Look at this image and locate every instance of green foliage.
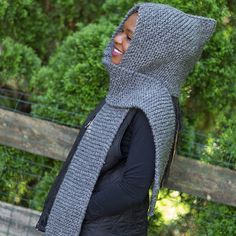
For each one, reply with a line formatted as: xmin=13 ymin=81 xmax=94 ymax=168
xmin=0 ymin=0 xmax=51 ymax=60
xmin=0 ymin=0 xmax=104 ymax=62
xmin=29 ymin=21 xmax=114 ymax=126
xmin=100 ymin=0 xmax=138 ymax=23
xmin=195 ymin=201 xmax=236 ymax=236
xmin=201 ymin=112 xmax=236 ymax=169
xmin=0 ymin=37 xmax=41 ymax=92
xmin=30 ymin=161 xmax=62 ymax=210
xmin=0 ymin=144 xmax=60 ymax=209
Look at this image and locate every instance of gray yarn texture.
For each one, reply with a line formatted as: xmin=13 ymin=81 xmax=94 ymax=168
xmin=45 ymin=2 xmax=217 ymax=235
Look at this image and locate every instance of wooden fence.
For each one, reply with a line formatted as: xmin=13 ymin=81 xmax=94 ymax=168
xmin=1 ymin=108 xmax=236 ymax=207
xmin=0 ymin=107 xmax=236 ymax=234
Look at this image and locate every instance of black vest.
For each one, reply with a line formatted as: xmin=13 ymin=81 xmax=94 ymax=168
xmin=35 ymin=97 xmax=181 ymax=235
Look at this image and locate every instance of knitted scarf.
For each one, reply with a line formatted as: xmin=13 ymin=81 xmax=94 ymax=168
xmin=45 ymin=3 xmax=217 ymax=235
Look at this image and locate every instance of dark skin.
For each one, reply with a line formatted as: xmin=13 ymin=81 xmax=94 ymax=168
xmin=111 ymin=12 xmax=138 ymax=64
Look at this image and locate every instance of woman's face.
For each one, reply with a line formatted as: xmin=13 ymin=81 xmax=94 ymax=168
xmin=111 ymin=12 xmax=138 ymax=64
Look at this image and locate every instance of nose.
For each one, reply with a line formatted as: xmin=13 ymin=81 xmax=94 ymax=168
xmin=114 ymin=33 xmax=123 ymax=44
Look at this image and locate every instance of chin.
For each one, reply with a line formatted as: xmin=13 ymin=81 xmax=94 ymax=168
xmin=111 ymin=57 xmax=121 ymax=64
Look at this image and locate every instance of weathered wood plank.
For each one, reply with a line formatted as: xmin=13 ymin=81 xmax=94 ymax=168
xmin=0 ymin=108 xmax=79 ymax=161
xmin=0 ymin=108 xmax=236 ymax=208
xmin=163 ymin=155 xmax=236 ymax=207
xmin=0 ymin=201 xmax=43 ymax=235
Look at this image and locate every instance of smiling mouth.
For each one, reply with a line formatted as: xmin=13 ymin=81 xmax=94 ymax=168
xmin=115 ymin=48 xmax=123 ymax=54
xmin=112 ymin=46 xmax=123 ymax=56
xmin=115 ymin=46 xmax=123 ymax=53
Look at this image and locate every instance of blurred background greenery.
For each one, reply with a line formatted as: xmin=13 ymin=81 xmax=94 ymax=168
xmin=0 ymin=0 xmax=235 ymax=235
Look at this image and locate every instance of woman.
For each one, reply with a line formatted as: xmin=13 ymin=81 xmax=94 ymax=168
xmin=35 ymin=2 xmax=217 ymax=235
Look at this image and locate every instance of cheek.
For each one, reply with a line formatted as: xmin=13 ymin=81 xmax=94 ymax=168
xmin=123 ymin=41 xmax=131 ymax=53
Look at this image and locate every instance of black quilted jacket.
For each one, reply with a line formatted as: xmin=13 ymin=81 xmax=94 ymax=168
xmin=35 ymin=97 xmax=181 ymax=235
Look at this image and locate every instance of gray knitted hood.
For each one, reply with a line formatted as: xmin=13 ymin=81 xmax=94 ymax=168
xmin=44 ymin=3 xmax=217 ymax=235
xmin=103 ymin=2 xmax=217 ymax=98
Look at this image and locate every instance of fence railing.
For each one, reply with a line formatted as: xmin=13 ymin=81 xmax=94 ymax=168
xmin=0 ymin=201 xmax=42 ymax=236
xmin=1 ymin=107 xmax=236 ymax=208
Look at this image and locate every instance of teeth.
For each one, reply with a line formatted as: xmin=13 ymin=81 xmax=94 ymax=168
xmin=114 ymin=48 xmax=123 ymax=54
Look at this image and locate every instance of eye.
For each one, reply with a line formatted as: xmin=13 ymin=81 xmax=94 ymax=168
xmin=121 ymin=29 xmax=132 ymax=41
xmin=127 ymin=35 xmax=132 ymax=41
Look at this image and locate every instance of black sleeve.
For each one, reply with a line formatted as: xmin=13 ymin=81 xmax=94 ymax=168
xmin=84 ymin=109 xmax=155 ymax=220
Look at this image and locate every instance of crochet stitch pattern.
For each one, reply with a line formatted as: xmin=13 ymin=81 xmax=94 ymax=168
xmin=45 ymin=3 xmax=217 ymax=235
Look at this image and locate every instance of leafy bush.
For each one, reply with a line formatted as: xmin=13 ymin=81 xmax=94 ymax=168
xmin=0 ymin=0 xmax=104 ymax=62
xmin=0 ymin=37 xmax=41 ymax=93
xmin=29 ymin=21 xmax=114 ymax=126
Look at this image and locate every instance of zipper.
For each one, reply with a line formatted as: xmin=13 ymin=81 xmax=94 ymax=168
xmin=84 ymin=100 xmax=106 ymax=129
xmin=85 ymin=120 xmax=93 ymax=129
xmin=84 ymin=113 xmax=97 ymax=129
